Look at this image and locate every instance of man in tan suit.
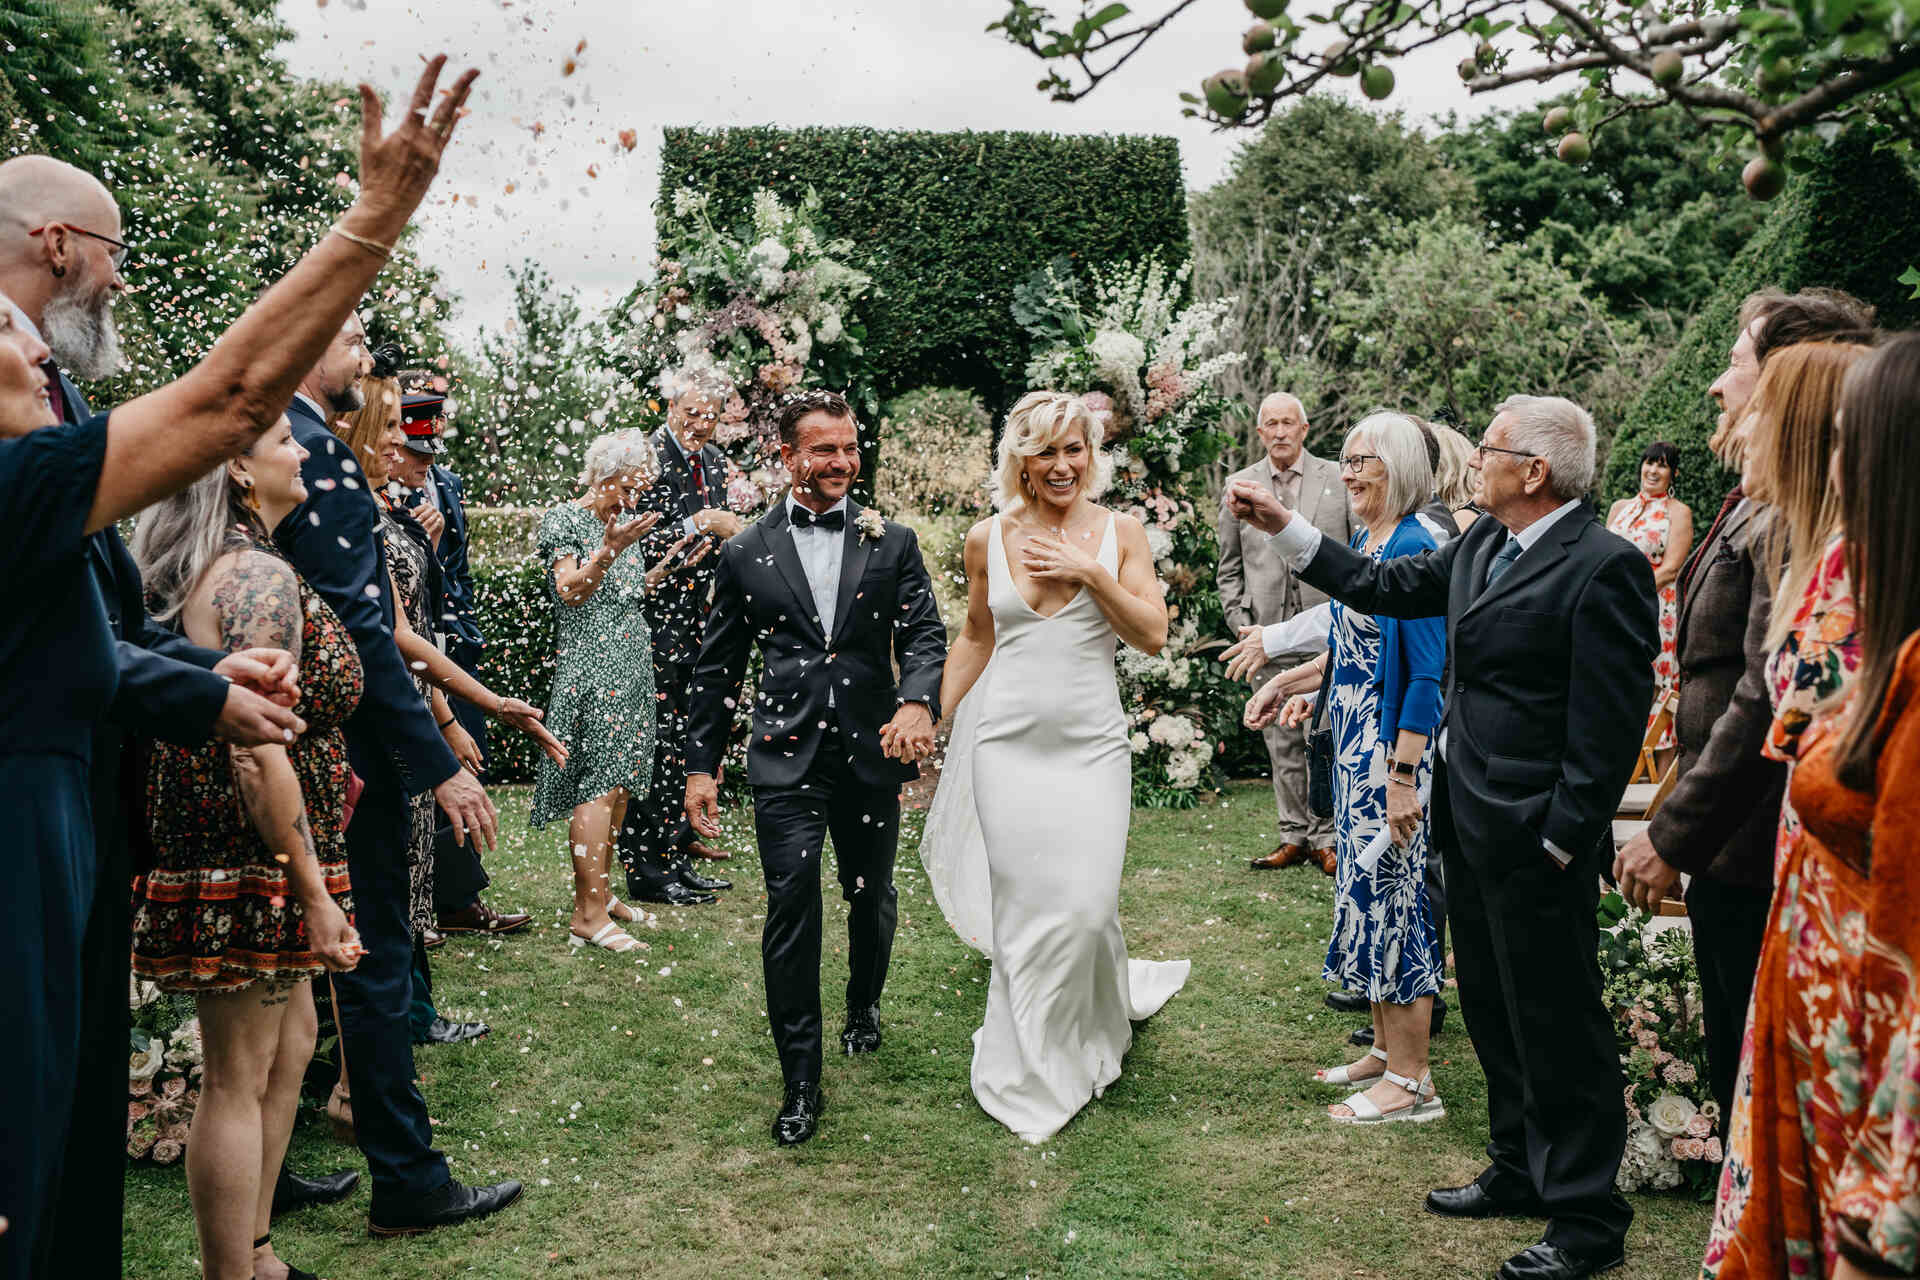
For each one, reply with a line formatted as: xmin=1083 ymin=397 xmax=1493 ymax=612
xmin=1217 ymin=392 xmax=1353 ymax=872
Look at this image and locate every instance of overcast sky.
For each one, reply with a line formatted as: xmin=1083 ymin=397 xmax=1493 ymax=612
xmin=278 ymin=0 xmax=1548 ymax=344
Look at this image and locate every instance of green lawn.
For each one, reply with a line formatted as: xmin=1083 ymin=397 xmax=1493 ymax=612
xmin=123 ymin=782 xmax=1712 ymax=1278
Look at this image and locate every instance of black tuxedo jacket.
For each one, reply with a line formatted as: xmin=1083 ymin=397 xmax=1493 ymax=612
xmin=421 ymin=464 xmax=483 ymax=662
xmin=1298 ymin=503 xmax=1658 ymax=874
xmin=685 ymin=499 xmax=947 ymax=789
xmin=275 ymin=397 xmax=460 ymax=795
xmin=44 ymin=367 xmax=228 ymax=745
xmin=639 ymin=426 xmax=728 ymax=666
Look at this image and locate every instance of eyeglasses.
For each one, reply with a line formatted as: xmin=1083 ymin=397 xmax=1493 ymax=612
xmin=29 ymin=223 xmax=131 ymax=271
xmin=1473 ymin=441 xmax=1538 ymax=463
xmin=1339 ymin=453 xmax=1382 ymax=474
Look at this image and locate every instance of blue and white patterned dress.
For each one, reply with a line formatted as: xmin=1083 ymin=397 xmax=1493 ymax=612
xmin=1322 ymin=537 xmax=1443 ymax=1005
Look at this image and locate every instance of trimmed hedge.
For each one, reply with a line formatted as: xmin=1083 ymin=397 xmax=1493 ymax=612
xmin=656 ymin=127 xmax=1189 ymax=415
xmin=468 ymin=562 xmax=556 ymax=785
xmin=1606 ymin=129 xmax=1920 ymax=517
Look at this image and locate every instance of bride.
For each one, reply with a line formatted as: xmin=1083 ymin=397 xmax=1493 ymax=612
xmin=923 ymin=390 xmax=1190 ymax=1144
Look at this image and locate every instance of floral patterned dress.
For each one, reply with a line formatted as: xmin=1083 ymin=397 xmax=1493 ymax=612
xmin=132 ymin=536 xmax=363 ymax=992
xmin=1701 ymin=537 xmax=1868 ymax=1280
xmin=1608 ymin=492 xmax=1680 ymax=749
xmin=529 ymin=501 xmax=658 ymax=827
xmin=1322 ymin=530 xmax=1442 ymax=1005
xmin=379 ymin=497 xmax=440 ymax=936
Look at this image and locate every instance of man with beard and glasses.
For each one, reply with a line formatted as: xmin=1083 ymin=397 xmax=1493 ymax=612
xmin=0 ymin=153 xmax=328 ymax=1275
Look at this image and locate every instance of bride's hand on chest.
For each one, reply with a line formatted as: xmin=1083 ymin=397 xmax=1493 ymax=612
xmin=1018 ymin=526 xmax=1100 ymax=585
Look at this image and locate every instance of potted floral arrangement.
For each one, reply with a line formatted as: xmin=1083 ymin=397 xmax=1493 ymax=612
xmin=1598 ymin=892 xmax=1722 ymax=1197
xmin=614 ymin=186 xmax=879 ymax=509
xmin=128 ymin=975 xmax=202 ymax=1166
xmin=1014 ymin=256 xmax=1245 ymax=806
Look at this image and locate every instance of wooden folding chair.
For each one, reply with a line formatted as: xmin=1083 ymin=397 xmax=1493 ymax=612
xmin=1613 ymin=688 xmax=1688 ymax=916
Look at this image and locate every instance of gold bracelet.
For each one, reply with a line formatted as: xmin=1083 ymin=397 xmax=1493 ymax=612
xmin=330 ymin=222 xmax=393 ymax=261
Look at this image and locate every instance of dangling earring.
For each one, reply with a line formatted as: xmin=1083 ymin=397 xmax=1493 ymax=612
xmin=239 ymin=476 xmax=259 ymax=512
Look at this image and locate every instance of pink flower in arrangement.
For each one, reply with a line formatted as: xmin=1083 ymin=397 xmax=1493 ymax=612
xmin=150 ymin=1137 xmax=184 ymax=1165
xmin=1081 ymin=391 xmax=1116 ymax=434
xmin=1662 ymin=1060 xmax=1698 ymax=1086
xmin=725 ymin=466 xmax=763 ymax=513
xmin=1705 ymin=1137 xmax=1723 ymax=1161
xmin=1685 ymin=1112 xmax=1713 ymax=1139
xmin=1144 ymin=361 xmax=1192 ymax=421
xmin=1672 ymin=1138 xmax=1702 ymax=1161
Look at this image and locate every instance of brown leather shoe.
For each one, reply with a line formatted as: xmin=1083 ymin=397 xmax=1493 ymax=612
xmin=1313 ymin=846 xmax=1338 ymax=875
xmin=685 ymin=839 xmax=733 ymax=861
xmin=437 ymin=900 xmax=534 ymax=936
xmin=1250 ymin=842 xmax=1311 ymax=870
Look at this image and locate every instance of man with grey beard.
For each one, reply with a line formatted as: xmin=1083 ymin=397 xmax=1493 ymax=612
xmin=0 ymin=154 xmax=329 ymax=1275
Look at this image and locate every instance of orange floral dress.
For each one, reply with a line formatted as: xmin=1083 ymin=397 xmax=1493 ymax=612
xmin=1701 ymin=539 xmax=1878 ymax=1280
xmin=1609 ymin=492 xmax=1681 ymax=748
xmin=132 ymin=538 xmax=362 ymax=992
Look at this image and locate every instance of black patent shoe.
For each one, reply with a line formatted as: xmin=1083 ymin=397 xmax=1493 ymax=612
xmin=773 ymin=1081 xmax=825 ymax=1147
xmin=634 ymin=882 xmax=717 ymax=906
xmin=271 ymin=1166 xmax=360 ymax=1219
xmin=367 ymin=1177 xmax=523 ymax=1237
xmin=841 ymin=1005 xmax=882 ymax=1055
xmin=1423 ymin=1181 xmax=1547 ymax=1220
xmin=1324 ymin=990 xmax=1369 ymax=1013
xmin=1497 ymin=1242 xmax=1625 ymax=1280
xmin=419 ymin=1017 xmax=490 ymax=1045
xmin=678 ymin=866 xmax=732 ymax=893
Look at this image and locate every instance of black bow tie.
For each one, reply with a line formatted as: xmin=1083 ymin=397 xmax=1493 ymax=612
xmin=791 ymin=506 xmax=845 ymax=531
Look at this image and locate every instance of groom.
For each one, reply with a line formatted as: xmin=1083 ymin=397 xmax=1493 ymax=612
xmin=684 ymin=389 xmax=947 ymax=1146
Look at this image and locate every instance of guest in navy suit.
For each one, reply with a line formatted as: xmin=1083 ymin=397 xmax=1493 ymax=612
xmin=0 ymin=57 xmax=482 ymax=1265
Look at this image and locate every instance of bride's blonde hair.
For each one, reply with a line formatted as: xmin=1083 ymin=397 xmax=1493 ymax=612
xmin=992 ymin=391 xmax=1113 ymax=511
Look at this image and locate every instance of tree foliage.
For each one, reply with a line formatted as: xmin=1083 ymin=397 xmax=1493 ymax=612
xmin=993 ymin=0 xmax=1920 ymax=202
xmin=1608 ymin=127 xmax=1920 ymax=518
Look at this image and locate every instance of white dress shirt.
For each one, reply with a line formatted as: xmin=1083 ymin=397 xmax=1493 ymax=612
xmin=788 ymin=494 xmax=849 ymax=642
xmin=1266 ymin=496 xmax=1588 ymax=866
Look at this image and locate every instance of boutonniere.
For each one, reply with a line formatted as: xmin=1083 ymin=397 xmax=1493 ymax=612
xmin=856 ymin=508 xmax=886 ymax=543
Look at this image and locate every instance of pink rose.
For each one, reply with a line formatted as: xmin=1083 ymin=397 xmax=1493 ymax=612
xmin=151 ymin=1137 xmax=184 ymax=1165
xmin=1705 ymin=1137 xmax=1723 ymax=1161
xmin=1685 ymin=1112 xmax=1712 ymax=1139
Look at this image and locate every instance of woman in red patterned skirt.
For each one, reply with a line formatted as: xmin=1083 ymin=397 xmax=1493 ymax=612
xmin=130 ymin=414 xmax=364 ymax=1280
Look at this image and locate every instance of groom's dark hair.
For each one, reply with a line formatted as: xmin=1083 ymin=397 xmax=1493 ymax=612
xmin=777 ymin=389 xmax=854 ymax=447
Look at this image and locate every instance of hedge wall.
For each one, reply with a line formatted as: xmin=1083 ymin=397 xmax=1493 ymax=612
xmin=468 ymin=562 xmax=556 ymax=785
xmin=656 ymin=126 xmax=1190 ymax=415
xmin=1606 ymin=129 xmax=1920 ymax=518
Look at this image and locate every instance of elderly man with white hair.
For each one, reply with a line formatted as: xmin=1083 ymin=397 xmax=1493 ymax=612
xmin=1216 ymin=390 xmax=1351 ymax=874
xmin=1229 ymin=394 xmax=1658 ymax=1280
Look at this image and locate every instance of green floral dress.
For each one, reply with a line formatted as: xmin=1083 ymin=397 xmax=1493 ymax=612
xmin=529 ymin=501 xmax=658 ymax=827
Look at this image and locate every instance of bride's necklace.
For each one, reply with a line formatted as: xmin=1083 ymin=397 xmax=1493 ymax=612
xmin=1036 ymin=515 xmax=1095 ymax=542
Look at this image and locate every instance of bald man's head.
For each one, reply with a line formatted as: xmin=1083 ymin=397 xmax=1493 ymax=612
xmin=0 ymin=155 xmax=125 ymax=380
xmin=1255 ymin=392 xmax=1310 ymax=471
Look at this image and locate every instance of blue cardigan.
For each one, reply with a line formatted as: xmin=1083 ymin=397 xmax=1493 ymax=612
xmin=1340 ymin=515 xmax=1446 ymax=745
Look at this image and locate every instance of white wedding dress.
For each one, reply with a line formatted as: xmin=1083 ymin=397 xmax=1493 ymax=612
xmin=923 ymin=513 xmax=1190 ymax=1144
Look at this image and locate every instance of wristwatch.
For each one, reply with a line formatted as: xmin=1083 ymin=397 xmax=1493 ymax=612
xmin=1388 ymin=760 xmax=1417 ymax=783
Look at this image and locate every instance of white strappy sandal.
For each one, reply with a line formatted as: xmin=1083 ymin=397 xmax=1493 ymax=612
xmin=606 ymin=897 xmax=658 ymax=930
xmin=1330 ymin=1068 xmax=1446 ymax=1126
xmin=1314 ymin=1045 xmax=1387 ymax=1085
xmin=568 ymin=922 xmax=647 ymax=953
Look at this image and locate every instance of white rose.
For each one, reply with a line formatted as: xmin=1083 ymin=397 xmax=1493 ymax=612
xmin=1646 ymin=1093 xmax=1698 ymax=1138
xmin=129 ymin=1040 xmax=165 ymax=1083
xmin=1129 ymin=732 xmax=1150 ymax=754
xmin=1088 ymin=328 xmax=1147 ymax=375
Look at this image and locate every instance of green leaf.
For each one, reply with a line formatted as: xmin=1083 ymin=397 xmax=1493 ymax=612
xmin=1087 ymin=2 xmax=1131 ymax=30
xmin=1901 ymin=264 xmax=1920 ymax=299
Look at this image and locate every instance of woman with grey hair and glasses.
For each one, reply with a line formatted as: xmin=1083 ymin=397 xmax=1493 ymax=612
xmin=530 ymin=428 xmax=712 ymax=954
xmin=1244 ymin=411 xmax=1449 ymax=1125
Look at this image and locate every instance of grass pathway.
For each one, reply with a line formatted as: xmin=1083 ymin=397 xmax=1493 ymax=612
xmin=124 ymin=783 xmax=1712 ymax=1277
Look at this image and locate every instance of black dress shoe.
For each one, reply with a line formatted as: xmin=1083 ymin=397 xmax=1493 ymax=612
xmin=677 ymin=866 xmax=732 ymax=893
xmin=1423 ymin=1182 xmax=1546 ymax=1220
xmin=633 ymin=881 xmax=717 ymax=907
xmin=418 ymin=1017 xmax=490 ymax=1045
xmin=1349 ymin=1024 xmax=1375 ymax=1048
xmin=773 ymin=1081 xmax=825 ymax=1147
xmin=1497 ymin=1242 xmax=1625 ymax=1280
xmin=841 ymin=1005 xmax=881 ymax=1055
xmin=368 ymin=1177 xmax=523 ymax=1237
xmin=272 ymin=1166 xmax=360 ymax=1219
xmin=1325 ymin=990 xmax=1369 ymax=1013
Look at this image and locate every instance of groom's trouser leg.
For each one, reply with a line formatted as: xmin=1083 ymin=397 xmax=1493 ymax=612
xmin=754 ymin=781 xmax=829 ymax=1086
xmin=830 ymin=783 xmax=901 ymax=1013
